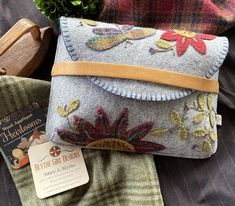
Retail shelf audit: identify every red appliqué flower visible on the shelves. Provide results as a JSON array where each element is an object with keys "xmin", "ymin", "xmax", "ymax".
[{"xmin": 160, "ymin": 30, "xmax": 216, "ymax": 56}]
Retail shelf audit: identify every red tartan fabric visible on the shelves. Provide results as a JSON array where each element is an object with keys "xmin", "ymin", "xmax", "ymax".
[{"xmin": 99, "ymin": 0, "xmax": 235, "ymax": 34}]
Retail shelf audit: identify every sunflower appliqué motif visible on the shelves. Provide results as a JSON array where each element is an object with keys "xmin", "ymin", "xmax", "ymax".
[
  {"xmin": 152, "ymin": 29, "xmax": 216, "ymax": 56},
  {"xmin": 57, "ymin": 107, "xmax": 165, "ymax": 153}
]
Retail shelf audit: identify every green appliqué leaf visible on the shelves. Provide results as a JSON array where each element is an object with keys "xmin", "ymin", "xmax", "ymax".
[
  {"xmin": 207, "ymin": 94, "xmax": 213, "ymax": 110},
  {"xmin": 209, "ymin": 111, "xmax": 215, "ymax": 128},
  {"xmin": 202, "ymin": 140, "xmax": 213, "ymax": 153},
  {"xmin": 194, "ymin": 112, "xmax": 206, "ymax": 124},
  {"xmin": 178, "ymin": 127, "xmax": 187, "ymax": 140},
  {"xmin": 151, "ymin": 129, "xmax": 169, "ymax": 138},
  {"xmin": 209, "ymin": 131, "xmax": 217, "ymax": 142},
  {"xmin": 156, "ymin": 39, "xmax": 173, "ymax": 50},
  {"xmin": 197, "ymin": 94, "xmax": 206, "ymax": 109},
  {"xmin": 170, "ymin": 111, "xmax": 182, "ymax": 127},
  {"xmin": 192, "ymin": 129, "xmax": 208, "ymax": 137}
]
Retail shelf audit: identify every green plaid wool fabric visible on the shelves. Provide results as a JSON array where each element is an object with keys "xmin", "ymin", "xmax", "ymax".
[{"xmin": 0, "ymin": 76, "xmax": 164, "ymax": 206}]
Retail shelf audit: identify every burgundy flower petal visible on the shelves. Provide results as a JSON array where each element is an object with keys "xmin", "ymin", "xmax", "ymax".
[
  {"xmin": 132, "ymin": 140, "xmax": 166, "ymax": 153},
  {"xmin": 57, "ymin": 129, "xmax": 89, "ymax": 145},
  {"xmin": 126, "ymin": 122, "xmax": 154, "ymax": 142},
  {"xmin": 190, "ymin": 36, "xmax": 207, "ymax": 55},
  {"xmin": 95, "ymin": 107, "xmax": 110, "ymax": 138},
  {"xmin": 160, "ymin": 30, "xmax": 178, "ymax": 41},
  {"xmin": 110, "ymin": 108, "xmax": 128, "ymax": 139},
  {"xmin": 73, "ymin": 116, "xmax": 98, "ymax": 140},
  {"xmin": 200, "ymin": 34, "xmax": 216, "ymax": 40},
  {"xmin": 176, "ymin": 37, "xmax": 190, "ymax": 56}
]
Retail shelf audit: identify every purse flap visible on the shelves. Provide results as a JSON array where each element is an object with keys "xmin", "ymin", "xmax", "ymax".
[{"xmin": 59, "ymin": 17, "xmax": 228, "ymax": 101}]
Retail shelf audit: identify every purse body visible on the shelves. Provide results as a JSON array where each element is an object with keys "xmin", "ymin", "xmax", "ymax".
[{"xmin": 46, "ymin": 17, "xmax": 228, "ymax": 159}]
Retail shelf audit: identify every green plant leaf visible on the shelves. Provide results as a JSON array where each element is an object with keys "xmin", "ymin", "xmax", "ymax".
[
  {"xmin": 178, "ymin": 127, "xmax": 187, "ymax": 140},
  {"xmin": 197, "ymin": 94, "xmax": 206, "ymax": 109},
  {"xmin": 207, "ymin": 94, "xmax": 213, "ymax": 110},
  {"xmin": 151, "ymin": 129, "xmax": 169, "ymax": 138},
  {"xmin": 192, "ymin": 129, "xmax": 208, "ymax": 137},
  {"xmin": 209, "ymin": 131, "xmax": 217, "ymax": 142},
  {"xmin": 33, "ymin": 0, "xmax": 102, "ymax": 21},
  {"xmin": 209, "ymin": 111, "xmax": 215, "ymax": 128},
  {"xmin": 71, "ymin": 0, "xmax": 82, "ymax": 6},
  {"xmin": 194, "ymin": 112, "xmax": 206, "ymax": 124},
  {"xmin": 202, "ymin": 140, "xmax": 212, "ymax": 153},
  {"xmin": 170, "ymin": 111, "xmax": 182, "ymax": 127}
]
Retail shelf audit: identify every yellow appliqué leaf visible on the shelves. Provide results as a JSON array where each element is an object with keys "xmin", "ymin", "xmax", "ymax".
[
  {"xmin": 209, "ymin": 131, "xmax": 217, "ymax": 142},
  {"xmin": 209, "ymin": 111, "xmax": 215, "ymax": 128},
  {"xmin": 56, "ymin": 106, "xmax": 67, "ymax": 117},
  {"xmin": 57, "ymin": 99, "xmax": 80, "ymax": 117},
  {"xmin": 202, "ymin": 140, "xmax": 213, "ymax": 153},
  {"xmin": 126, "ymin": 28, "xmax": 156, "ymax": 40},
  {"xmin": 207, "ymin": 94, "xmax": 213, "ymax": 110},
  {"xmin": 170, "ymin": 111, "xmax": 182, "ymax": 127},
  {"xmin": 80, "ymin": 19, "xmax": 97, "ymax": 26},
  {"xmin": 68, "ymin": 99, "xmax": 80, "ymax": 114},
  {"xmin": 192, "ymin": 129, "xmax": 208, "ymax": 137},
  {"xmin": 178, "ymin": 127, "xmax": 187, "ymax": 140},
  {"xmin": 156, "ymin": 39, "xmax": 173, "ymax": 50},
  {"xmin": 151, "ymin": 129, "xmax": 169, "ymax": 137},
  {"xmin": 197, "ymin": 94, "xmax": 206, "ymax": 109},
  {"xmin": 194, "ymin": 112, "xmax": 206, "ymax": 124}
]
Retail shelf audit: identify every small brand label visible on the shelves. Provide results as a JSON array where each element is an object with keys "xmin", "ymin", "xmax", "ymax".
[
  {"xmin": 28, "ymin": 141, "xmax": 89, "ymax": 199},
  {"xmin": 216, "ymin": 114, "xmax": 222, "ymax": 126},
  {"xmin": 0, "ymin": 102, "xmax": 47, "ymax": 169}
]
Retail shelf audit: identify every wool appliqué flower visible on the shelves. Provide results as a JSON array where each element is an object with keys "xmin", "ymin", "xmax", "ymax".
[
  {"xmin": 57, "ymin": 107, "xmax": 165, "ymax": 153},
  {"xmin": 160, "ymin": 29, "xmax": 216, "ymax": 56}
]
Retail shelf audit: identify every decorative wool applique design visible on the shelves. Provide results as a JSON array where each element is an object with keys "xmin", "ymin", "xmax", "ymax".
[
  {"xmin": 56, "ymin": 99, "xmax": 80, "ymax": 117},
  {"xmin": 151, "ymin": 94, "xmax": 217, "ymax": 154},
  {"xmin": 149, "ymin": 39, "xmax": 175, "ymax": 55},
  {"xmin": 187, "ymin": 94, "xmax": 217, "ymax": 142},
  {"xmin": 79, "ymin": 19, "xmax": 97, "ymax": 26},
  {"xmin": 151, "ymin": 110, "xmax": 188, "ymax": 140},
  {"xmin": 160, "ymin": 30, "xmax": 216, "ymax": 56},
  {"xmin": 86, "ymin": 25, "xmax": 156, "ymax": 51},
  {"xmin": 57, "ymin": 107, "xmax": 165, "ymax": 153}
]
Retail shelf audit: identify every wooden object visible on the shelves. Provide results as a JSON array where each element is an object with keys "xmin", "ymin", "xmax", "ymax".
[{"xmin": 0, "ymin": 19, "xmax": 53, "ymax": 77}]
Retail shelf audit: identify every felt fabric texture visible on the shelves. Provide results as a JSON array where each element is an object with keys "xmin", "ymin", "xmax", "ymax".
[
  {"xmin": 99, "ymin": 0, "xmax": 235, "ymax": 34},
  {"xmin": 0, "ymin": 75, "xmax": 164, "ymax": 206},
  {"xmin": 60, "ymin": 17, "xmax": 228, "ymax": 101},
  {"xmin": 46, "ymin": 18, "xmax": 228, "ymax": 158}
]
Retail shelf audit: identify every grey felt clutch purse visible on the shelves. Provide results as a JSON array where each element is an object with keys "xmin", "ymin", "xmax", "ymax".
[{"xmin": 46, "ymin": 17, "xmax": 228, "ymax": 159}]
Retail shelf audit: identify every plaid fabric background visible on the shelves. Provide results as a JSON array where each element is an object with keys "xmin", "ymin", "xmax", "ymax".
[{"xmin": 99, "ymin": 0, "xmax": 235, "ymax": 34}]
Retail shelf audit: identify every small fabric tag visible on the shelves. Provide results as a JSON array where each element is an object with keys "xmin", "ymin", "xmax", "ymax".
[
  {"xmin": 28, "ymin": 141, "xmax": 89, "ymax": 199},
  {"xmin": 216, "ymin": 114, "xmax": 222, "ymax": 126},
  {"xmin": 0, "ymin": 102, "xmax": 47, "ymax": 169}
]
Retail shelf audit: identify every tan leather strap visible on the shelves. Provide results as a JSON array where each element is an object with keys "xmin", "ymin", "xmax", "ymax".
[
  {"xmin": 52, "ymin": 62, "xmax": 219, "ymax": 93},
  {"xmin": 0, "ymin": 18, "xmax": 41, "ymax": 56}
]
